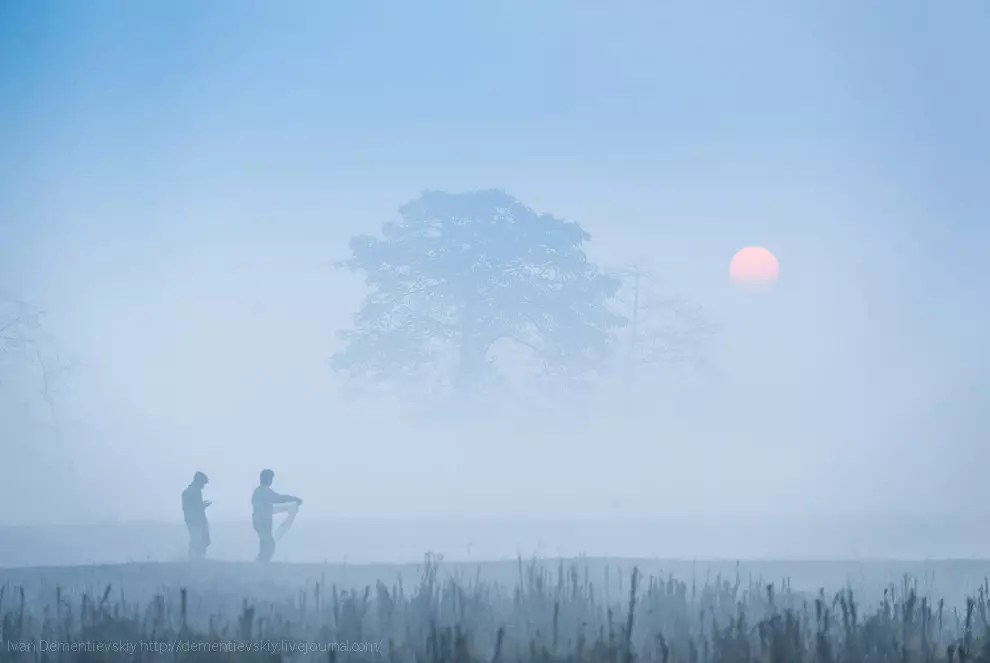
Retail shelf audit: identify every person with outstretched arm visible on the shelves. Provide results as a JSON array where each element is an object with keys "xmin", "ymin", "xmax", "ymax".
[
  {"xmin": 182, "ymin": 471, "xmax": 212, "ymax": 561},
  {"xmin": 251, "ymin": 469, "xmax": 302, "ymax": 562}
]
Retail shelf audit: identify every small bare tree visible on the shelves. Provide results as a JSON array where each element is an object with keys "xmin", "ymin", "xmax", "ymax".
[
  {"xmin": 0, "ymin": 293, "xmax": 69, "ymax": 424},
  {"xmin": 0, "ymin": 294, "xmax": 43, "ymax": 362},
  {"xmin": 610, "ymin": 264, "xmax": 717, "ymax": 394}
]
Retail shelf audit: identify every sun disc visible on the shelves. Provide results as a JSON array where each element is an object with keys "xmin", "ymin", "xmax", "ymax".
[{"xmin": 729, "ymin": 246, "xmax": 779, "ymax": 286}]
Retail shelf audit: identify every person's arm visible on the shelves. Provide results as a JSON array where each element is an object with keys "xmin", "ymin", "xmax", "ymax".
[{"xmin": 272, "ymin": 492, "xmax": 302, "ymax": 504}]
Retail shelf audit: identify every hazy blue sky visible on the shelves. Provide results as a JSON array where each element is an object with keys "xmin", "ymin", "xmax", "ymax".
[{"xmin": 1, "ymin": 1, "xmax": 987, "ymax": 537}]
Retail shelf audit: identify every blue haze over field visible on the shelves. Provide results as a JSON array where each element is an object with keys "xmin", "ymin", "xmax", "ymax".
[{"xmin": 0, "ymin": 1, "xmax": 987, "ymax": 558}]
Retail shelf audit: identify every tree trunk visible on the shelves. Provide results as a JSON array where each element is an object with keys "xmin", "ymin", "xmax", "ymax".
[{"xmin": 453, "ymin": 304, "xmax": 483, "ymax": 402}]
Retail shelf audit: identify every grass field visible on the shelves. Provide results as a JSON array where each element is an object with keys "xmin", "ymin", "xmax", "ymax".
[{"xmin": 3, "ymin": 558, "xmax": 990, "ymax": 661}]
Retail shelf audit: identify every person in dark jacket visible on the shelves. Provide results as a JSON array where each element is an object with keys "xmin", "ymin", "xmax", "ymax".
[
  {"xmin": 251, "ymin": 469, "xmax": 302, "ymax": 562},
  {"xmin": 182, "ymin": 471, "xmax": 212, "ymax": 560}
]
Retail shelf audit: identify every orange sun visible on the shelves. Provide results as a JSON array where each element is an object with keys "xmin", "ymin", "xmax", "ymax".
[{"xmin": 729, "ymin": 246, "xmax": 779, "ymax": 287}]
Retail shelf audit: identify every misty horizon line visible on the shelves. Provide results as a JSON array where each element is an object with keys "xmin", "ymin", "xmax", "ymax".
[
  {"xmin": 4, "ymin": 513, "xmax": 985, "ymax": 527},
  {"xmin": 7, "ymin": 517, "xmax": 990, "ymax": 566}
]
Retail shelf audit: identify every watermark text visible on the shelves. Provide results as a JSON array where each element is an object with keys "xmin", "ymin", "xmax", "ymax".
[{"xmin": 6, "ymin": 639, "xmax": 383, "ymax": 655}]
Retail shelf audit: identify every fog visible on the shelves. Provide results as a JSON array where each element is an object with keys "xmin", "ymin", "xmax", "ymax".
[{"xmin": 1, "ymin": 1, "xmax": 987, "ymax": 561}]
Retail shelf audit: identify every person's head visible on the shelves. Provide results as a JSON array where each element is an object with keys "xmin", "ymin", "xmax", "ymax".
[
  {"xmin": 260, "ymin": 469, "xmax": 274, "ymax": 486},
  {"xmin": 192, "ymin": 471, "xmax": 208, "ymax": 487}
]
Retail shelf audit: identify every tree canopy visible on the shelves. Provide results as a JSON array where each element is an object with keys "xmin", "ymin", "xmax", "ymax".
[{"xmin": 331, "ymin": 189, "xmax": 626, "ymax": 405}]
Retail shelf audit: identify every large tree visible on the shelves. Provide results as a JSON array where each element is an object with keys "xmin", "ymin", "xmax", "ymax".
[{"xmin": 331, "ymin": 189, "xmax": 625, "ymax": 405}]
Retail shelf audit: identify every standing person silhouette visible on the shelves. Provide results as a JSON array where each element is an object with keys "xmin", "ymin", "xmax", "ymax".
[
  {"xmin": 181, "ymin": 471, "xmax": 212, "ymax": 561},
  {"xmin": 251, "ymin": 469, "xmax": 302, "ymax": 562}
]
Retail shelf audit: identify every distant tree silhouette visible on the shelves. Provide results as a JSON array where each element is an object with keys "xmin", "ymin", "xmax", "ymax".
[
  {"xmin": 331, "ymin": 189, "xmax": 625, "ymax": 405},
  {"xmin": 0, "ymin": 293, "xmax": 68, "ymax": 425},
  {"xmin": 0, "ymin": 294, "xmax": 42, "ymax": 360},
  {"xmin": 610, "ymin": 264, "xmax": 717, "ymax": 395}
]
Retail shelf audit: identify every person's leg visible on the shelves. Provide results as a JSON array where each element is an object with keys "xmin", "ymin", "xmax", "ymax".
[
  {"xmin": 261, "ymin": 529, "xmax": 275, "ymax": 562},
  {"xmin": 255, "ymin": 520, "xmax": 275, "ymax": 562},
  {"xmin": 253, "ymin": 521, "xmax": 264, "ymax": 561},
  {"xmin": 195, "ymin": 524, "xmax": 209, "ymax": 560},
  {"xmin": 196, "ymin": 523, "xmax": 210, "ymax": 560},
  {"xmin": 187, "ymin": 524, "xmax": 197, "ymax": 560},
  {"xmin": 188, "ymin": 524, "xmax": 202, "ymax": 561}
]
